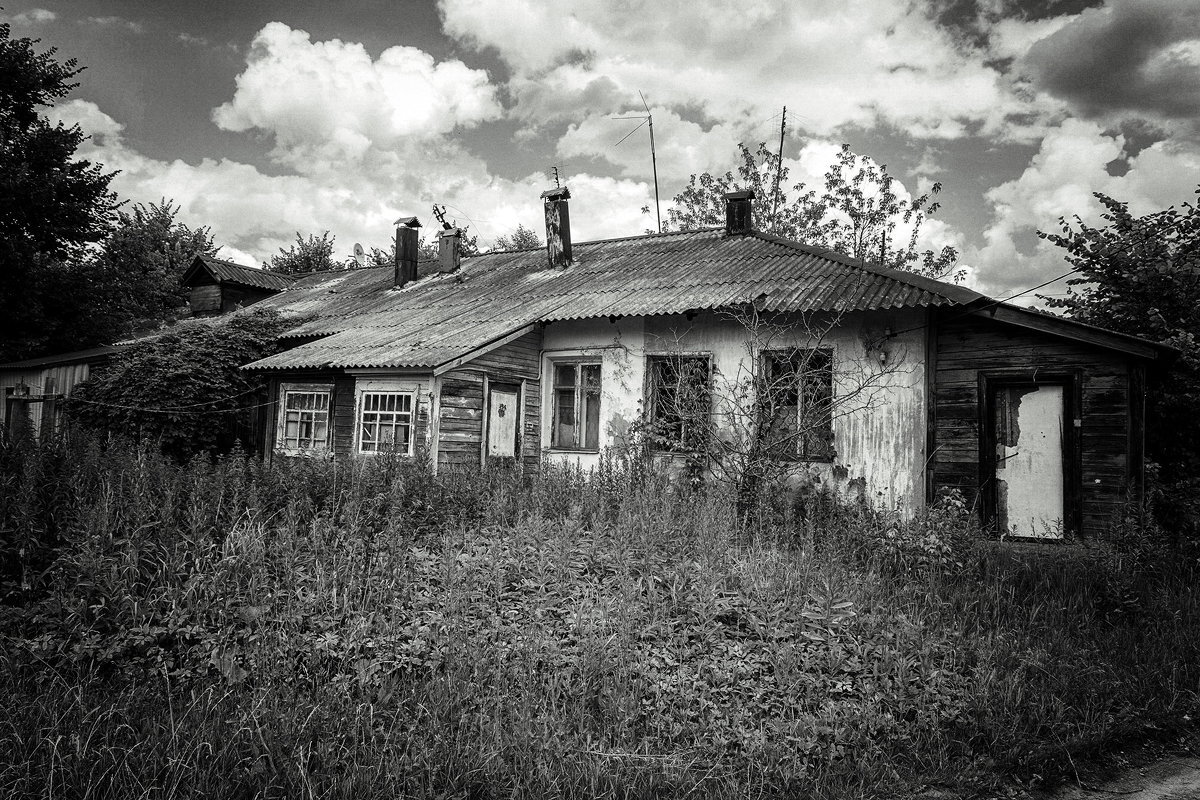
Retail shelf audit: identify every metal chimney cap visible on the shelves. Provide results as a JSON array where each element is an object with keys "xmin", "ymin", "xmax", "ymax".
[
  {"xmin": 393, "ymin": 216, "xmax": 422, "ymax": 228},
  {"xmin": 540, "ymin": 186, "xmax": 571, "ymax": 201}
]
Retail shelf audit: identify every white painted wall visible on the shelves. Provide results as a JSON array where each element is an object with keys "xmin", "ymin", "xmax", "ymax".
[{"xmin": 540, "ymin": 309, "xmax": 929, "ymax": 513}]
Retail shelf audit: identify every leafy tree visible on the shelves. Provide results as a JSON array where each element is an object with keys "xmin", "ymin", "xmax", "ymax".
[
  {"xmin": 491, "ymin": 224, "xmax": 542, "ymax": 251},
  {"xmin": 264, "ymin": 231, "xmax": 340, "ymax": 275},
  {"xmin": 663, "ymin": 142, "xmax": 958, "ymax": 279},
  {"xmin": 86, "ymin": 201, "xmax": 216, "ymax": 331},
  {"xmin": 0, "ymin": 21, "xmax": 118, "ymax": 360},
  {"xmin": 1039, "ymin": 191, "xmax": 1200, "ymax": 539},
  {"xmin": 65, "ymin": 309, "xmax": 299, "ymax": 458}
]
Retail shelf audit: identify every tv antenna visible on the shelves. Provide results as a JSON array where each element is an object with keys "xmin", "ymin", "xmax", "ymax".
[
  {"xmin": 613, "ymin": 90, "xmax": 661, "ymax": 233},
  {"xmin": 352, "ymin": 242, "xmax": 365, "ymax": 268},
  {"xmin": 432, "ymin": 203, "xmax": 453, "ymax": 230},
  {"xmin": 551, "ymin": 165, "xmax": 563, "ymax": 188}
]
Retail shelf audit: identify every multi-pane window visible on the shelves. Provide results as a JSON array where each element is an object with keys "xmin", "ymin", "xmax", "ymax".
[
  {"xmin": 761, "ymin": 349, "xmax": 834, "ymax": 461},
  {"xmin": 359, "ymin": 392, "xmax": 414, "ymax": 454},
  {"xmin": 281, "ymin": 390, "xmax": 330, "ymax": 452},
  {"xmin": 646, "ymin": 355, "xmax": 710, "ymax": 451},
  {"xmin": 552, "ymin": 363, "xmax": 601, "ymax": 450}
]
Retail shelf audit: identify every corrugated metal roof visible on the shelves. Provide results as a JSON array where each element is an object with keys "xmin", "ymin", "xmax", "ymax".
[
  {"xmin": 194, "ymin": 255, "xmax": 296, "ymax": 291},
  {"xmin": 244, "ymin": 229, "xmax": 986, "ymax": 371}
]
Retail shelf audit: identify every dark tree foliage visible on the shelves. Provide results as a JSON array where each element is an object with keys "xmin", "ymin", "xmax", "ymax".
[
  {"xmin": 65, "ymin": 310, "xmax": 298, "ymax": 459},
  {"xmin": 663, "ymin": 142, "xmax": 958, "ymax": 279},
  {"xmin": 264, "ymin": 231, "xmax": 341, "ymax": 275},
  {"xmin": 1040, "ymin": 191, "xmax": 1200, "ymax": 539},
  {"xmin": 0, "ymin": 21, "xmax": 119, "ymax": 360},
  {"xmin": 86, "ymin": 201, "xmax": 217, "ymax": 333}
]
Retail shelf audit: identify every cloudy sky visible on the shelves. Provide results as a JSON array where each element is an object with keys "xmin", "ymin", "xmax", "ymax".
[{"xmin": 5, "ymin": 0, "xmax": 1200, "ymax": 301}]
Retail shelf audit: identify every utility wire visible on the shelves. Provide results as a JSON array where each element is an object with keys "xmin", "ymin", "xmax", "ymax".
[{"xmin": 66, "ymin": 394, "xmax": 279, "ymax": 416}]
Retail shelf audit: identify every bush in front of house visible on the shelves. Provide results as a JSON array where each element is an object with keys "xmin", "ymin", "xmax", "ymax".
[
  {"xmin": 63, "ymin": 309, "xmax": 300, "ymax": 459},
  {"xmin": 0, "ymin": 432, "xmax": 1197, "ymax": 799}
]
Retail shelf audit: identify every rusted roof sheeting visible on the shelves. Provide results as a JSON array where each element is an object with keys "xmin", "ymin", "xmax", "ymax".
[
  {"xmin": 196, "ymin": 255, "xmax": 296, "ymax": 291},
  {"xmin": 244, "ymin": 229, "xmax": 984, "ymax": 370}
]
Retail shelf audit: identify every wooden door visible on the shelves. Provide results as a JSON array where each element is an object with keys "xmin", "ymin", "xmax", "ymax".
[
  {"xmin": 487, "ymin": 388, "xmax": 519, "ymax": 458},
  {"xmin": 993, "ymin": 384, "xmax": 1065, "ymax": 538}
]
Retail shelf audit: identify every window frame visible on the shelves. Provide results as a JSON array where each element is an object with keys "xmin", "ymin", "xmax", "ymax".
[
  {"xmin": 548, "ymin": 359, "xmax": 603, "ymax": 452},
  {"xmin": 276, "ymin": 383, "xmax": 333, "ymax": 455},
  {"xmin": 356, "ymin": 389, "xmax": 416, "ymax": 456},
  {"xmin": 760, "ymin": 347, "xmax": 835, "ymax": 463},
  {"xmin": 644, "ymin": 352, "xmax": 713, "ymax": 453}
]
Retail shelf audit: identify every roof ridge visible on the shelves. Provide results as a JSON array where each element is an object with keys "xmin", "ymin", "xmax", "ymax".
[{"xmin": 746, "ymin": 230, "xmax": 984, "ymax": 306}]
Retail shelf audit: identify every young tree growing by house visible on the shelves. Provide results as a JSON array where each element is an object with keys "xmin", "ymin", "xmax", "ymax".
[
  {"xmin": 1039, "ymin": 190, "xmax": 1200, "ymax": 540},
  {"xmin": 65, "ymin": 309, "xmax": 299, "ymax": 458},
  {"xmin": 662, "ymin": 142, "xmax": 959, "ymax": 279},
  {"xmin": 0, "ymin": 21, "xmax": 119, "ymax": 360}
]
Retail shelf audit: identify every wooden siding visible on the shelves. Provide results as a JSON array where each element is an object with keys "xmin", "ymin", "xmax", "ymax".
[
  {"xmin": 438, "ymin": 372, "xmax": 485, "ymax": 469},
  {"xmin": 1, "ymin": 362, "xmax": 93, "ymax": 434},
  {"xmin": 437, "ymin": 328, "xmax": 544, "ymax": 471},
  {"xmin": 190, "ymin": 284, "xmax": 221, "ymax": 314},
  {"xmin": 522, "ymin": 377, "xmax": 541, "ymax": 472},
  {"xmin": 932, "ymin": 313, "xmax": 1137, "ymax": 536},
  {"xmin": 462, "ymin": 329, "xmax": 541, "ymax": 378}
]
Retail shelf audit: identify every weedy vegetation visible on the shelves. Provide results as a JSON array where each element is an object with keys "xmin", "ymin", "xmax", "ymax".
[{"xmin": 1, "ymin": 431, "xmax": 1197, "ymax": 798}]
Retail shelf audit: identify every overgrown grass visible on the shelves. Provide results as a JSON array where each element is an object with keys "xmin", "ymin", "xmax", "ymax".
[{"xmin": 1, "ymin": 431, "xmax": 1197, "ymax": 798}]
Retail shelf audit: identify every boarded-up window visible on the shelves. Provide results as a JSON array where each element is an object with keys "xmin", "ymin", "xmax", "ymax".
[
  {"xmin": 280, "ymin": 389, "xmax": 331, "ymax": 452},
  {"xmin": 359, "ymin": 391, "xmax": 414, "ymax": 454},
  {"xmin": 552, "ymin": 362, "xmax": 601, "ymax": 450},
  {"xmin": 646, "ymin": 355, "xmax": 710, "ymax": 452},
  {"xmin": 762, "ymin": 349, "xmax": 834, "ymax": 462}
]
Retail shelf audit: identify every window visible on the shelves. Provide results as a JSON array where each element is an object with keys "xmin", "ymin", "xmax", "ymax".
[
  {"xmin": 761, "ymin": 349, "xmax": 834, "ymax": 461},
  {"xmin": 646, "ymin": 355, "xmax": 710, "ymax": 451},
  {"xmin": 551, "ymin": 362, "xmax": 601, "ymax": 450},
  {"xmin": 358, "ymin": 391, "xmax": 414, "ymax": 454},
  {"xmin": 280, "ymin": 388, "xmax": 331, "ymax": 452}
]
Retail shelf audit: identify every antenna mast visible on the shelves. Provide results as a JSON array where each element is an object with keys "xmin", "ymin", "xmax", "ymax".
[
  {"xmin": 771, "ymin": 106, "xmax": 786, "ymax": 232},
  {"xmin": 613, "ymin": 91, "xmax": 662, "ymax": 233}
]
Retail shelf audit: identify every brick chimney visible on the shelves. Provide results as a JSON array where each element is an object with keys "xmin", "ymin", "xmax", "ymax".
[
  {"xmin": 541, "ymin": 186, "xmax": 572, "ymax": 268},
  {"xmin": 438, "ymin": 228, "xmax": 461, "ymax": 273},
  {"xmin": 724, "ymin": 190, "xmax": 755, "ymax": 235},
  {"xmin": 394, "ymin": 216, "xmax": 421, "ymax": 288}
]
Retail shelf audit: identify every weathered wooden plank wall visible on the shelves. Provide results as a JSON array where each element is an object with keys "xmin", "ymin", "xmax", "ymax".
[
  {"xmin": 932, "ymin": 314, "xmax": 1135, "ymax": 535},
  {"xmin": 437, "ymin": 328, "xmax": 543, "ymax": 471},
  {"xmin": 438, "ymin": 372, "xmax": 485, "ymax": 469}
]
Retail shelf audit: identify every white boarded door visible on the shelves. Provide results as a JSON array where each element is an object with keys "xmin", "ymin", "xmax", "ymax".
[
  {"xmin": 487, "ymin": 389, "xmax": 519, "ymax": 458},
  {"xmin": 994, "ymin": 384, "xmax": 1065, "ymax": 538}
]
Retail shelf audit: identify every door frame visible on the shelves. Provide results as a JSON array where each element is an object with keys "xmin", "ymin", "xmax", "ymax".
[{"xmin": 977, "ymin": 369, "xmax": 1082, "ymax": 538}]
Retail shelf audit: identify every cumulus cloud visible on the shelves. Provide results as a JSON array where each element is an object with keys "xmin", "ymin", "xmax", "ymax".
[
  {"xmin": 8, "ymin": 8, "xmax": 56, "ymax": 24},
  {"xmin": 967, "ymin": 117, "xmax": 1200, "ymax": 298},
  {"xmin": 212, "ymin": 22, "xmax": 502, "ymax": 170},
  {"xmin": 85, "ymin": 16, "xmax": 145, "ymax": 34},
  {"xmin": 1022, "ymin": 0, "xmax": 1200, "ymax": 132},
  {"xmin": 55, "ymin": 98, "xmax": 651, "ymax": 267},
  {"xmin": 439, "ymin": 0, "xmax": 1041, "ymax": 141}
]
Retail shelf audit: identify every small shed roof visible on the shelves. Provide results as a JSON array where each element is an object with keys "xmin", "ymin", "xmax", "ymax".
[
  {"xmin": 244, "ymin": 228, "xmax": 987, "ymax": 371},
  {"xmin": 183, "ymin": 255, "xmax": 296, "ymax": 292}
]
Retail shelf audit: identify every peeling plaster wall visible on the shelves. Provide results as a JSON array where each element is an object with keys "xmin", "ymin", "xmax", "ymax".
[{"xmin": 541, "ymin": 309, "xmax": 929, "ymax": 514}]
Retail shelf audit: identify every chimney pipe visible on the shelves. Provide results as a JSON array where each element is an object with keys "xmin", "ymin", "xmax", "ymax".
[
  {"xmin": 438, "ymin": 228, "xmax": 461, "ymax": 273},
  {"xmin": 394, "ymin": 216, "xmax": 421, "ymax": 288},
  {"xmin": 724, "ymin": 190, "xmax": 755, "ymax": 235},
  {"xmin": 541, "ymin": 186, "xmax": 572, "ymax": 268}
]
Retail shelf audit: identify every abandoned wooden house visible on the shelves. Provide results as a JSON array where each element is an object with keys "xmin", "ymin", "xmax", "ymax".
[{"xmin": 238, "ymin": 188, "xmax": 1171, "ymax": 539}]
